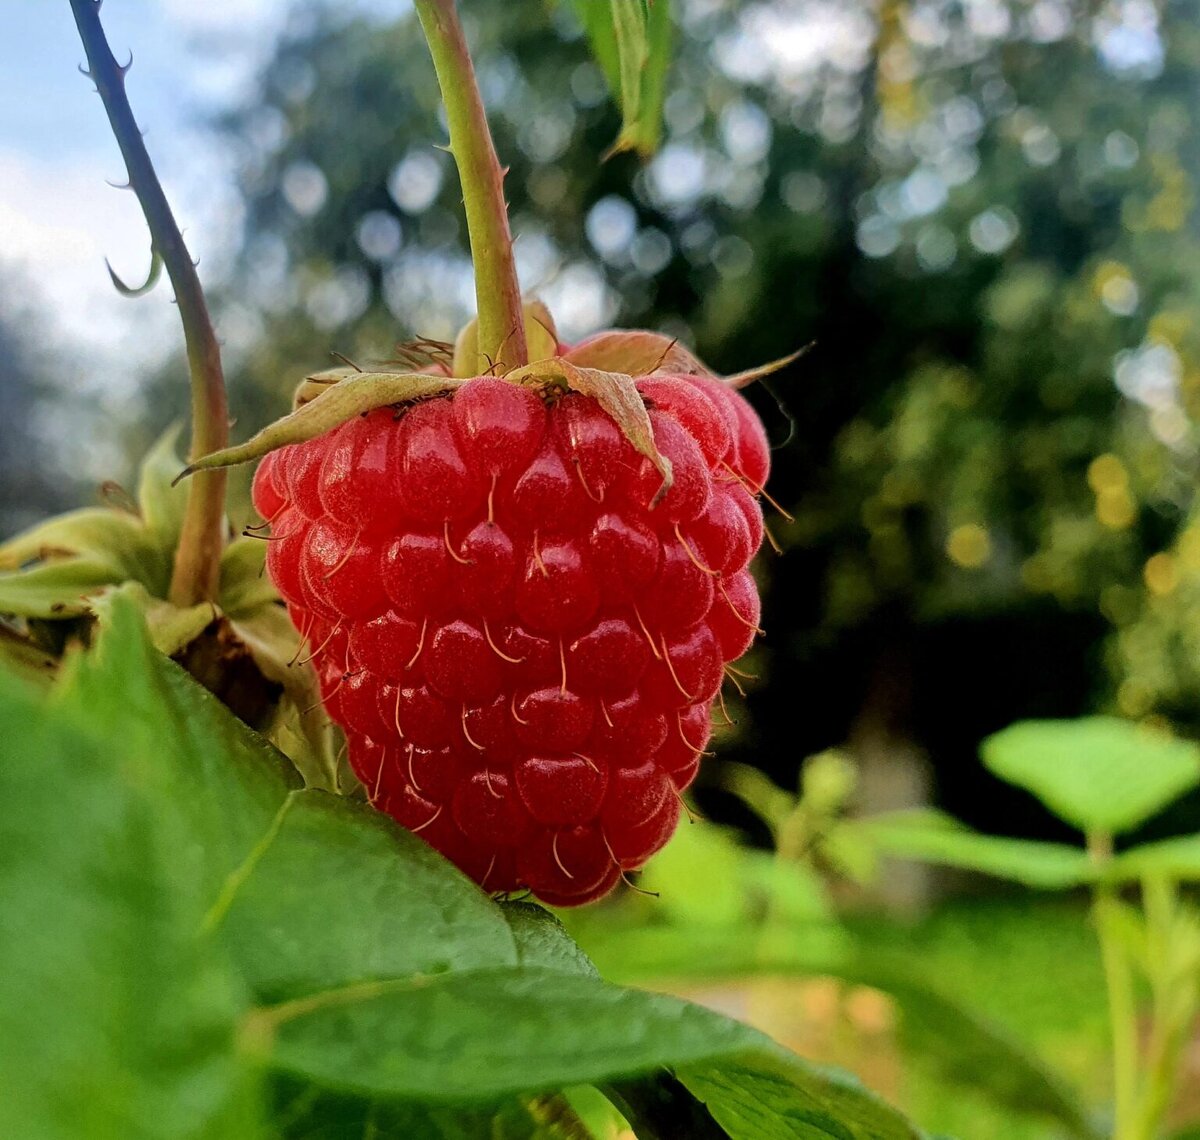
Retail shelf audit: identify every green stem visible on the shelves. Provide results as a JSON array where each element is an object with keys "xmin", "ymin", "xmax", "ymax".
[
  {"xmin": 1132, "ymin": 876, "xmax": 1188, "ymax": 1138},
  {"xmin": 1089, "ymin": 831, "xmax": 1140, "ymax": 1139},
  {"xmin": 413, "ymin": 0, "xmax": 527, "ymax": 375},
  {"xmin": 70, "ymin": 0, "xmax": 228, "ymax": 607}
]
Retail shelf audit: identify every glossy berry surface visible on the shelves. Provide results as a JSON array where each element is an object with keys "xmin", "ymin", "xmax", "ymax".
[{"xmin": 253, "ymin": 373, "xmax": 768, "ymax": 905}]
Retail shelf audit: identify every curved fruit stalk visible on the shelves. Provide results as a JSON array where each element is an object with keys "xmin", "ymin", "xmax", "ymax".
[{"xmin": 414, "ymin": 0, "xmax": 527, "ymax": 374}]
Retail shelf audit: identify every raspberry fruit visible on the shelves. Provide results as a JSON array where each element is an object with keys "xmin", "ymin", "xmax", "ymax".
[{"xmin": 254, "ymin": 372, "xmax": 768, "ymax": 905}]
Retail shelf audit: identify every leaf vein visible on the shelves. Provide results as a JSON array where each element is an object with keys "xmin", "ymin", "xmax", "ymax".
[{"xmin": 200, "ymin": 789, "xmax": 301, "ymax": 934}]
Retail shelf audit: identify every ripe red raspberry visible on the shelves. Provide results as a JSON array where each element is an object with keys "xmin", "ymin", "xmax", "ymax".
[{"xmin": 254, "ymin": 373, "xmax": 769, "ymax": 905}]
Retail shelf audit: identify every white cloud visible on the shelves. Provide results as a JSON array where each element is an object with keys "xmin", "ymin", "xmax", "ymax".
[
  {"xmin": 158, "ymin": 0, "xmax": 288, "ymax": 35},
  {"xmin": 0, "ymin": 148, "xmax": 177, "ymax": 367}
]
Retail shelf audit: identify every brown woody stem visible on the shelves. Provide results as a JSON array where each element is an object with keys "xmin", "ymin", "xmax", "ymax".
[
  {"xmin": 413, "ymin": 0, "xmax": 528, "ymax": 374},
  {"xmin": 70, "ymin": 0, "xmax": 228, "ymax": 606}
]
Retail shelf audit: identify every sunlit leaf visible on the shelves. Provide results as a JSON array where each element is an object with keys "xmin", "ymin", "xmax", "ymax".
[
  {"xmin": 213, "ymin": 789, "xmax": 516, "ymax": 1002},
  {"xmin": 55, "ymin": 594, "xmax": 303, "ymax": 904},
  {"xmin": 982, "ymin": 718, "xmax": 1200, "ymax": 835}
]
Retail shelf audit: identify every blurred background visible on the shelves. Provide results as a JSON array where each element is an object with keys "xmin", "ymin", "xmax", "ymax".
[{"xmin": 4, "ymin": 0, "xmax": 1200, "ymax": 1133}]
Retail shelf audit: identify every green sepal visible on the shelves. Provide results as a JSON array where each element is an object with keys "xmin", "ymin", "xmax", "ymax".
[
  {"xmin": 230, "ymin": 602, "xmax": 342, "ymax": 793},
  {"xmin": 137, "ymin": 424, "xmax": 191, "ymax": 550},
  {"xmin": 563, "ymin": 328, "xmax": 708, "ymax": 377},
  {"xmin": 220, "ymin": 537, "xmax": 277, "ymax": 618},
  {"xmin": 91, "ymin": 581, "xmax": 214, "ymax": 658},
  {"xmin": 0, "ymin": 558, "xmax": 126, "ymax": 619},
  {"xmin": 453, "ymin": 300, "xmax": 559, "ymax": 378},
  {"xmin": 0, "ymin": 507, "xmax": 164, "ymax": 585},
  {"xmin": 178, "ymin": 371, "xmax": 466, "ymax": 479}
]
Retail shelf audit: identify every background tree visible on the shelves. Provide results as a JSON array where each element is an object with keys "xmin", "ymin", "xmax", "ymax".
[{"xmin": 0, "ymin": 266, "xmax": 83, "ymax": 536}]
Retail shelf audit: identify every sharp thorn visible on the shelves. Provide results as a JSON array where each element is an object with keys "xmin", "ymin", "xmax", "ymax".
[
  {"xmin": 117, "ymin": 49, "xmax": 133, "ymax": 76},
  {"xmin": 104, "ymin": 178, "xmax": 132, "ymax": 191}
]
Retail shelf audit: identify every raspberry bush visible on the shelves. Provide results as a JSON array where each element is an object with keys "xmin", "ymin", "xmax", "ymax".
[{"xmin": 254, "ymin": 368, "xmax": 769, "ymax": 904}]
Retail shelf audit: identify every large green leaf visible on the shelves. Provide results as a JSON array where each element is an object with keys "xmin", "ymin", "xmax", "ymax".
[
  {"xmin": 214, "ymin": 789, "xmax": 517, "ymax": 1001},
  {"xmin": 54, "ymin": 596, "xmax": 303, "ymax": 904},
  {"xmin": 852, "ymin": 809, "xmax": 1093, "ymax": 889},
  {"xmin": 981, "ymin": 717, "xmax": 1200, "ymax": 835},
  {"xmin": 680, "ymin": 1051, "xmax": 921, "ymax": 1140},
  {"xmin": 256, "ymin": 968, "xmax": 919, "ymax": 1137},
  {"xmin": 0, "ymin": 672, "xmax": 260, "ymax": 1140},
  {"xmin": 502, "ymin": 901, "xmax": 601, "ymax": 977}
]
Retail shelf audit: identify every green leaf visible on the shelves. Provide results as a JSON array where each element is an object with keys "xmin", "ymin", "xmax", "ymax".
[
  {"xmin": 39, "ymin": 600, "xmax": 920, "ymax": 1137},
  {"xmin": 680, "ymin": 1050, "xmax": 920, "ymax": 1140},
  {"xmin": 54, "ymin": 594, "xmax": 303, "ymax": 904},
  {"xmin": 0, "ymin": 672, "xmax": 260, "ymax": 1139},
  {"xmin": 853, "ymin": 809, "xmax": 1093, "ymax": 889},
  {"xmin": 1108, "ymin": 833, "xmax": 1200, "ymax": 881},
  {"xmin": 257, "ymin": 967, "xmax": 916, "ymax": 1137},
  {"xmin": 570, "ymin": 0, "xmax": 672, "ymax": 158},
  {"xmin": 502, "ymin": 902, "xmax": 600, "ymax": 977},
  {"xmin": 982, "ymin": 717, "xmax": 1200, "ymax": 835},
  {"xmin": 214, "ymin": 789, "xmax": 517, "ymax": 1001}
]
